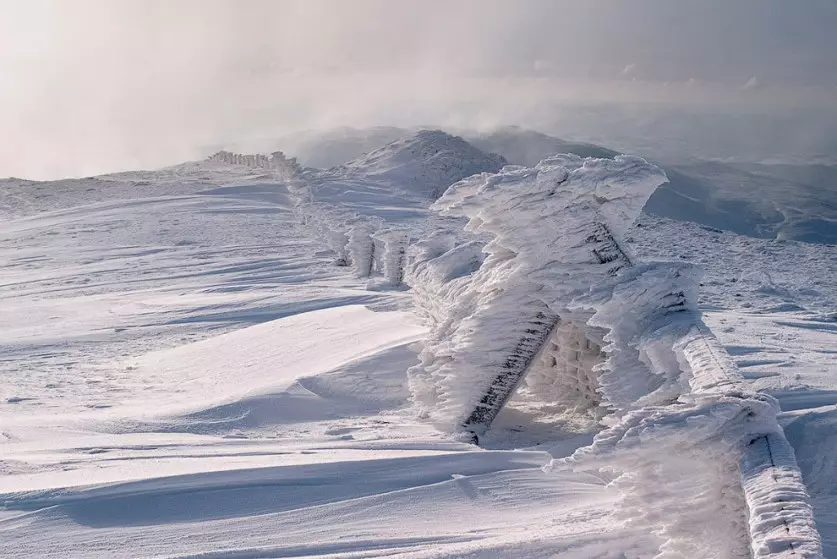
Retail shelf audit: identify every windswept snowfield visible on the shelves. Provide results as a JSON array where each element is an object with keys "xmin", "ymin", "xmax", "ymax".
[{"xmin": 1, "ymin": 130, "xmax": 835, "ymax": 558}]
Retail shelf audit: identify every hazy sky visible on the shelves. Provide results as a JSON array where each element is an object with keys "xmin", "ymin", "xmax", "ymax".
[{"xmin": 2, "ymin": 0, "xmax": 836, "ymax": 178}]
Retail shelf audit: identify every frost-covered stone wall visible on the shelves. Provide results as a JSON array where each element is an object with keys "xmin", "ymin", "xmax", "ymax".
[
  {"xmin": 372, "ymin": 229, "xmax": 410, "ymax": 287},
  {"xmin": 207, "ymin": 150, "xmax": 302, "ymax": 176},
  {"xmin": 406, "ymin": 154, "xmax": 668, "ymax": 434},
  {"xmin": 406, "ymin": 152, "xmax": 822, "ymax": 557}
]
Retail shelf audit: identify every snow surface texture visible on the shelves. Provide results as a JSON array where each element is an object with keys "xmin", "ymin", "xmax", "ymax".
[{"xmin": 0, "ymin": 155, "xmax": 652, "ymax": 558}]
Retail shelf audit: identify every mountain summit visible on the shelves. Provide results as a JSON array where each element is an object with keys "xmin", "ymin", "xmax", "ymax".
[{"xmin": 339, "ymin": 130, "xmax": 507, "ymax": 199}]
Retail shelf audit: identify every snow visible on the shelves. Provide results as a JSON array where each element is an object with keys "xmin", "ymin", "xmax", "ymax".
[
  {"xmin": 629, "ymin": 216, "xmax": 837, "ymax": 556},
  {"xmin": 1, "ymin": 132, "xmax": 835, "ymax": 557},
  {"xmin": 333, "ymin": 130, "xmax": 508, "ymax": 200},
  {"xmin": 1, "ymin": 155, "xmax": 632, "ymax": 558}
]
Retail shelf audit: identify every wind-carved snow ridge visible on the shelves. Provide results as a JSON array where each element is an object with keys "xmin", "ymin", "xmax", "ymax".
[{"xmin": 407, "ymin": 153, "xmax": 822, "ymax": 557}]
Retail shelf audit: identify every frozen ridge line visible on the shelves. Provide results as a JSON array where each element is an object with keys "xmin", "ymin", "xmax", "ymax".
[{"xmin": 404, "ymin": 154, "xmax": 822, "ymax": 557}]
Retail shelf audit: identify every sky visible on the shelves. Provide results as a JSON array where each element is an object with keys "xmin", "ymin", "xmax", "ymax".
[{"xmin": 1, "ymin": 0, "xmax": 836, "ymax": 179}]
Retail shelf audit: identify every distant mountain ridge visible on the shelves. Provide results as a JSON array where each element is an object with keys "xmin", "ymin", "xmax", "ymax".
[
  {"xmin": 10, "ymin": 126, "xmax": 829, "ymax": 243},
  {"xmin": 464, "ymin": 126, "xmax": 620, "ymax": 165},
  {"xmin": 274, "ymin": 125, "xmax": 836, "ymax": 244}
]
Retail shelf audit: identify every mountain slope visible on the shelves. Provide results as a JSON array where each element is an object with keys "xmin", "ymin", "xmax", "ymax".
[
  {"xmin": 1, "ymin": 146, "xmax": 834, "ymax": 557},
  {"xmin": 645, "ymin": 161, "xmax": 837, "ymax": 243},
  {"xmin": 277, "ymin": 126, "xmax": 412, "ymax": 169},
  {"xmin": 337, "ymin": 130, "xmax": 508, "ymax": 200}
]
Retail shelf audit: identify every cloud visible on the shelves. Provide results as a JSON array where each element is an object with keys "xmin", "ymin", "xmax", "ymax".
[
  {"xmin": 742, "ymin": 76, "xmax": 763, "ymax": 90},
  {"xmin": 1, "ymin": 0, "xmax": 836, "ymax": 179}
]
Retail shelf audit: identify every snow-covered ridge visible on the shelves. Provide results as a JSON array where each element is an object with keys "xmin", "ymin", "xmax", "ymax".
[
  {"xmin": 336, "ymin": 130, "xmax": 508, "ymax": 200},
  {"xmin": 2, "ymin": 129, "xmax": 833, "ymax": 558},
  {"xmin": 272, "ymin": 125, "xmax": 837, "ymax": 245}
]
